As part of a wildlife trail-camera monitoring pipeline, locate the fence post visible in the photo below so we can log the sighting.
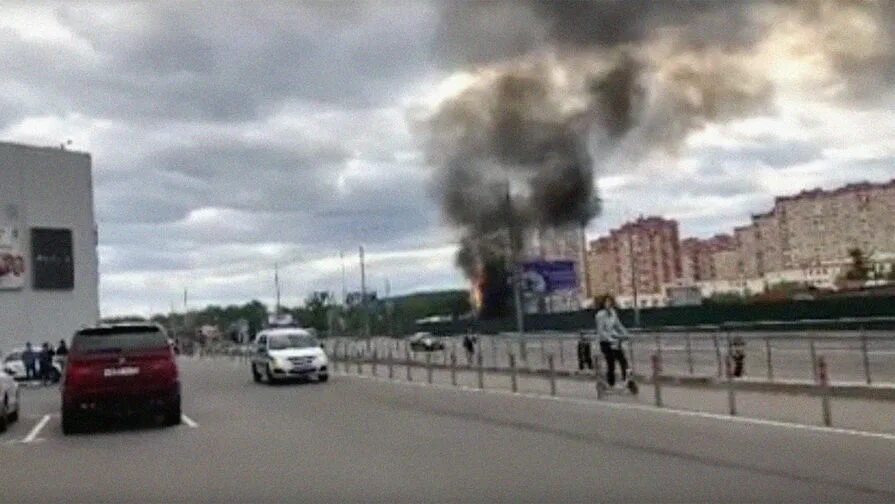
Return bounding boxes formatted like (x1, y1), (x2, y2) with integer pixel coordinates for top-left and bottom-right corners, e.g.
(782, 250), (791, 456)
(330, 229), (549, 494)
(809, 339), (818, 381)
(372, 347), (378, 377)
(548, 354), (556, 396)
(725, 356), (737, 416)
(509, 353), (518, 393)
(594, 355), (604, 400)
(426, 352), (433, 384)
(860, 327), (872, 385)
(519, 339), (527, 370)
(818, 356), (832, 427)
(558, 338), (565, 368)
(387, 346), (394, 379)
(356, 348), (363, 374)
(491, 337), (498, 369)
(450, 351), (458, 387)
(628, 338), (636, 377)
(344, 342), (351, 373)
(654, 334), (663, 364)
(713, 332), (722, 378)
(406, 343), (413, 382)
(652, 354), (663, 408)
(685, 332), (694, 375)
(540, 337), (546, 366)
(765, 337), (774, 381)
(477, 352), (484, 389)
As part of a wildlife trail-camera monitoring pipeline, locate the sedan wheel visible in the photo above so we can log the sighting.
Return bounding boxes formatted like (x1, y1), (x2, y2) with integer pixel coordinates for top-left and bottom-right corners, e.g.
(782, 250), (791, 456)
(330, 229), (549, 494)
(0, 398), (7, 433)
(251, 364), (262, 383)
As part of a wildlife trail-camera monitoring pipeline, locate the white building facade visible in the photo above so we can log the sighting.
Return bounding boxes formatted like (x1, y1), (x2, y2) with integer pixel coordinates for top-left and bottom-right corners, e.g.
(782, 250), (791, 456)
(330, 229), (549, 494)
(0, 142), (99, 353)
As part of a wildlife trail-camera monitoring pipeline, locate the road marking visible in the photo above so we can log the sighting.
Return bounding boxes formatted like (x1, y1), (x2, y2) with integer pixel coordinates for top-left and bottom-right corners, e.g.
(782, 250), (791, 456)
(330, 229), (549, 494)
(337, 372), (895, 442)
(22, 414), (51, 443)
(181, 414), (199, 428)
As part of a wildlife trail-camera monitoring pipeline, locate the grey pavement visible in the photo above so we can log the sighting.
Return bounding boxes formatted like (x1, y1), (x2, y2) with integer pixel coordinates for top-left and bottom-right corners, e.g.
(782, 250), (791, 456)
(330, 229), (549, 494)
(1, 356), (894, 502)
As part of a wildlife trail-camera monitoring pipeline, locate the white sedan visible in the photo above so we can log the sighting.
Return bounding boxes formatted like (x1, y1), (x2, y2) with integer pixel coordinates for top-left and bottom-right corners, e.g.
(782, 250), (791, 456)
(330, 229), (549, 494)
(250, 328), (329, 383)
(0, 367), (20, 433)
(2, 349), (62, 383)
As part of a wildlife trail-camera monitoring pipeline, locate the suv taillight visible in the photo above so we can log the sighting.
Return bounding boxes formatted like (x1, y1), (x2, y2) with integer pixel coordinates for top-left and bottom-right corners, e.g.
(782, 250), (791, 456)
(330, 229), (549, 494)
(63, 360), (92, 388)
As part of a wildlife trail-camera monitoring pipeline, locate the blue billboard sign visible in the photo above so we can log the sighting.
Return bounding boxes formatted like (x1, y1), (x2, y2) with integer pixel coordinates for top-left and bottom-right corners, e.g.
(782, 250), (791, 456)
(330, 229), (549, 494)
(521, 260), (578, 293)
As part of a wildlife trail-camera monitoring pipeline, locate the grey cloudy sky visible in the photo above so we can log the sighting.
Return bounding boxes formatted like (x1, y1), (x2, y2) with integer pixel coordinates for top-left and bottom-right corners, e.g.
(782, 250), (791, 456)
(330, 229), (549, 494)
(1, 1), (893, 315)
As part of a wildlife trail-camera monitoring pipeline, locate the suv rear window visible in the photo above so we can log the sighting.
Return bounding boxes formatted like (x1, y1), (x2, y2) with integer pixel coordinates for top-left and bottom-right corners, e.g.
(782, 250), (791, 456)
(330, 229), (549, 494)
(72, 326), (169, 353)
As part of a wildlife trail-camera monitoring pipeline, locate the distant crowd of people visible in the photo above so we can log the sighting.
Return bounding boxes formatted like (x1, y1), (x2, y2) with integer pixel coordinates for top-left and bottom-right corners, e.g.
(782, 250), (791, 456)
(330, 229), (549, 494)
(21, 339), (68, 385)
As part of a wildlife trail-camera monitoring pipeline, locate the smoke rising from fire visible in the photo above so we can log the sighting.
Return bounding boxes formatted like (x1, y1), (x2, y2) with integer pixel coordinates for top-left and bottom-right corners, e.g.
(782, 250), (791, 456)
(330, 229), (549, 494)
(422, 0), (895, 289)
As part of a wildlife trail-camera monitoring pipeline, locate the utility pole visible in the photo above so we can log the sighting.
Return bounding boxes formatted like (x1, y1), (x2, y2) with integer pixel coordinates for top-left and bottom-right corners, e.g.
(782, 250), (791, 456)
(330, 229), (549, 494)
(339, 250), (347, 306)
(505, 182), (525, 338)
(274, 262), (281, 320)
(627, 230), (641, 327)
(384, 278), (392, 338)
(359, 246), (370, 338)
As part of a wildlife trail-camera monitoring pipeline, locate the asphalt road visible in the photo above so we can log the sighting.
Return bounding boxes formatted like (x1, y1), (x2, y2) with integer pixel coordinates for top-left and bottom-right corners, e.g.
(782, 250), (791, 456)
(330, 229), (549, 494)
(1, 357), (894, 503)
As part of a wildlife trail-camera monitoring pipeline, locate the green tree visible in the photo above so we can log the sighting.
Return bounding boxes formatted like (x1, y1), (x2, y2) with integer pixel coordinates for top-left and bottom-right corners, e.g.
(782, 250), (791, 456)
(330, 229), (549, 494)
(845, 248), (870, 281)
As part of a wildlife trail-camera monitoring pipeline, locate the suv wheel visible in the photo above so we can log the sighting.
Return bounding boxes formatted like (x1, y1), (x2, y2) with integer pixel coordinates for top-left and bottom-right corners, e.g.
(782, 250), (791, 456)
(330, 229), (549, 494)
(318, 373), (329, 383)
(265, 364), (276, 384)
(0, 397), (7, 433)
(251, 364), (262, 383)
(164, 400), (182, 426)
(61, 409), (81, 435)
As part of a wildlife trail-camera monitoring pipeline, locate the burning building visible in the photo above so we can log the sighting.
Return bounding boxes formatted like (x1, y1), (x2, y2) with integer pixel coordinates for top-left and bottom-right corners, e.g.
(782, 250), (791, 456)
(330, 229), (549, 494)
(420, 1), (895, 318)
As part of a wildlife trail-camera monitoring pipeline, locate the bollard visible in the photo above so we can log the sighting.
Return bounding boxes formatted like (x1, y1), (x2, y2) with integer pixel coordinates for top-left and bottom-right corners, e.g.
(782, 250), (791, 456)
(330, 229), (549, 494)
(765, 337), (774, 381)
(685, 332), (694, 375)
(450, 351), (458, 387)
(426, 352), (433, 384)
(628, 339), (636, 377)
(594, 355), (604, 400)
(809, 339), (818, 381)
(406, 344), (413, 382)
(519, 339), (528, 369)
(860, 328), (872, 385)
(654, 334), (663, 364)
(559, 338), (565, 367)
(725, 356), (737, 416)
(818, 356), (832, 427)
(372, 348), (378, 377)
(356, 349), (363, 374)
(713, 332), (722, 378)
(540, 338), (546, 366)
(652, 354), (663, 408)
(548, 354), (556, 396)
(477, 352), (484, 389)
(491, 337), (498, 369)
(387, 346), (394, 379)
(509, 353), (518, 393)
(343, 342), (351, 373)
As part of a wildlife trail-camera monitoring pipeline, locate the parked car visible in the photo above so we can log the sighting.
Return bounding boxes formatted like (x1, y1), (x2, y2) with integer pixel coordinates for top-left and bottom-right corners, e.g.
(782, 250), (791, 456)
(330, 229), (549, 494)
(61, 324), (181, 434)
(251, 328), (328, 384)
(407, 332), (445, 352)
(0, 367), (20, 433)
(2, 349), (62, 383)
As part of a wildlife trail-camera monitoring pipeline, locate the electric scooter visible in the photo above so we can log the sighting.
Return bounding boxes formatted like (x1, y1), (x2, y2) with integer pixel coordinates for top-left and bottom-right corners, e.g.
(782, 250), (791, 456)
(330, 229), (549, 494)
(595, 341), (639, 396)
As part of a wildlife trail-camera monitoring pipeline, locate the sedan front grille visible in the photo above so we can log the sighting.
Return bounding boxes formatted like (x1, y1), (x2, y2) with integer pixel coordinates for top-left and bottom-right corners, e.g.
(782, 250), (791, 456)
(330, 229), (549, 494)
(288, 356), (315, 365)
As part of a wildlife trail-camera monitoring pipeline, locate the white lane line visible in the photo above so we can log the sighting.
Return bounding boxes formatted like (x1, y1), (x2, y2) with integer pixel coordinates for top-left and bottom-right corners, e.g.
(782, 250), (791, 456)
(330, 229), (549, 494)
(336, 372), (895, 442)
(181, 414), (199, 428)
(21, 414), (51, 443)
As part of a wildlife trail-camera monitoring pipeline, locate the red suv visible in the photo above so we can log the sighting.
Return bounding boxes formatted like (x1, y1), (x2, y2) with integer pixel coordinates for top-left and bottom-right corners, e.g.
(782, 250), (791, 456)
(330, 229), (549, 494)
(61, 324), (180, 434)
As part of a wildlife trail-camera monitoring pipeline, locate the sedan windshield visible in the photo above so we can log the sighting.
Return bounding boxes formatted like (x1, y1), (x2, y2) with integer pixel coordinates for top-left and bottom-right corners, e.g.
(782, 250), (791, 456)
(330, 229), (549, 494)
(268, 334), (317, 350)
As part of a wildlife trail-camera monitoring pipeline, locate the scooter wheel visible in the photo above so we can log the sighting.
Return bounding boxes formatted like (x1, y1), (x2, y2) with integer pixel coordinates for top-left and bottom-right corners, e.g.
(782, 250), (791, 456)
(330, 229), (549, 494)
(627, 380), (639, 395)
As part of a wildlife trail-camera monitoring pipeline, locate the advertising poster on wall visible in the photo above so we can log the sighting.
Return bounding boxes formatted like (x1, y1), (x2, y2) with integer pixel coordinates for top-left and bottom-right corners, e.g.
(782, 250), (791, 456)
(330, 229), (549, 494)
(32, 227), (74, 290)
(0, 204), (26, 290)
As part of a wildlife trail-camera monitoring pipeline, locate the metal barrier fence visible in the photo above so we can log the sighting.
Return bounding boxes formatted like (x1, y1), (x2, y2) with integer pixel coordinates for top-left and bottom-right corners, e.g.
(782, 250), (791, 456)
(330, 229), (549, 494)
(322, 328), (895, 386)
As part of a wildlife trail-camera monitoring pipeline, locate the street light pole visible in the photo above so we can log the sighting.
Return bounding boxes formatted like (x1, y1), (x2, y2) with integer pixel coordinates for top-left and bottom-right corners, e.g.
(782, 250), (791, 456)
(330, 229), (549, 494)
(359, 245), (370, 338)
(505, 183), (525, 338)
(627, 230), (640, 327)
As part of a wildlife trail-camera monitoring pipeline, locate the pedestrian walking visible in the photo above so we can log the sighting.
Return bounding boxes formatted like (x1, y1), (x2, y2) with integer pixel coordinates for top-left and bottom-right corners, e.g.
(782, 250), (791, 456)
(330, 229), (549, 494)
(463, 333), (476, 365)
(40, 342), (55, 385)
(730, 336), (746, 378)
(595, 295), (629, 387)
(22, 342), (37, 381)
(576, 332), (593, 371)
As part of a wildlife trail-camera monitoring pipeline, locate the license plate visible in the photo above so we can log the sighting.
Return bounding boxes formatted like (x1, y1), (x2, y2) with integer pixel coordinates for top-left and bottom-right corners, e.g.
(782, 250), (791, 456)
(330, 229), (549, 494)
(104, 366), (140, 377)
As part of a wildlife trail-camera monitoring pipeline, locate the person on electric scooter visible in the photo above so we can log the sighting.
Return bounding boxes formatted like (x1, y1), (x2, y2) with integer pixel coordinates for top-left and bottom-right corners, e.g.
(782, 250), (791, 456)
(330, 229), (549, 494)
(596, 295), (629, 388)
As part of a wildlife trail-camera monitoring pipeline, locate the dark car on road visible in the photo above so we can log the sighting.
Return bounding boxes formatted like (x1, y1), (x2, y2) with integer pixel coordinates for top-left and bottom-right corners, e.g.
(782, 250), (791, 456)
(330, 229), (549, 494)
(61, 324), (181, 434)
(407, 332), (445, 352)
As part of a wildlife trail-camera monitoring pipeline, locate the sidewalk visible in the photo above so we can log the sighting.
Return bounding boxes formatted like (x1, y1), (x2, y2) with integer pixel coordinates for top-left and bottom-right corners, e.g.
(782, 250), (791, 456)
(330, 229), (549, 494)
(332, 360), (895, 436)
